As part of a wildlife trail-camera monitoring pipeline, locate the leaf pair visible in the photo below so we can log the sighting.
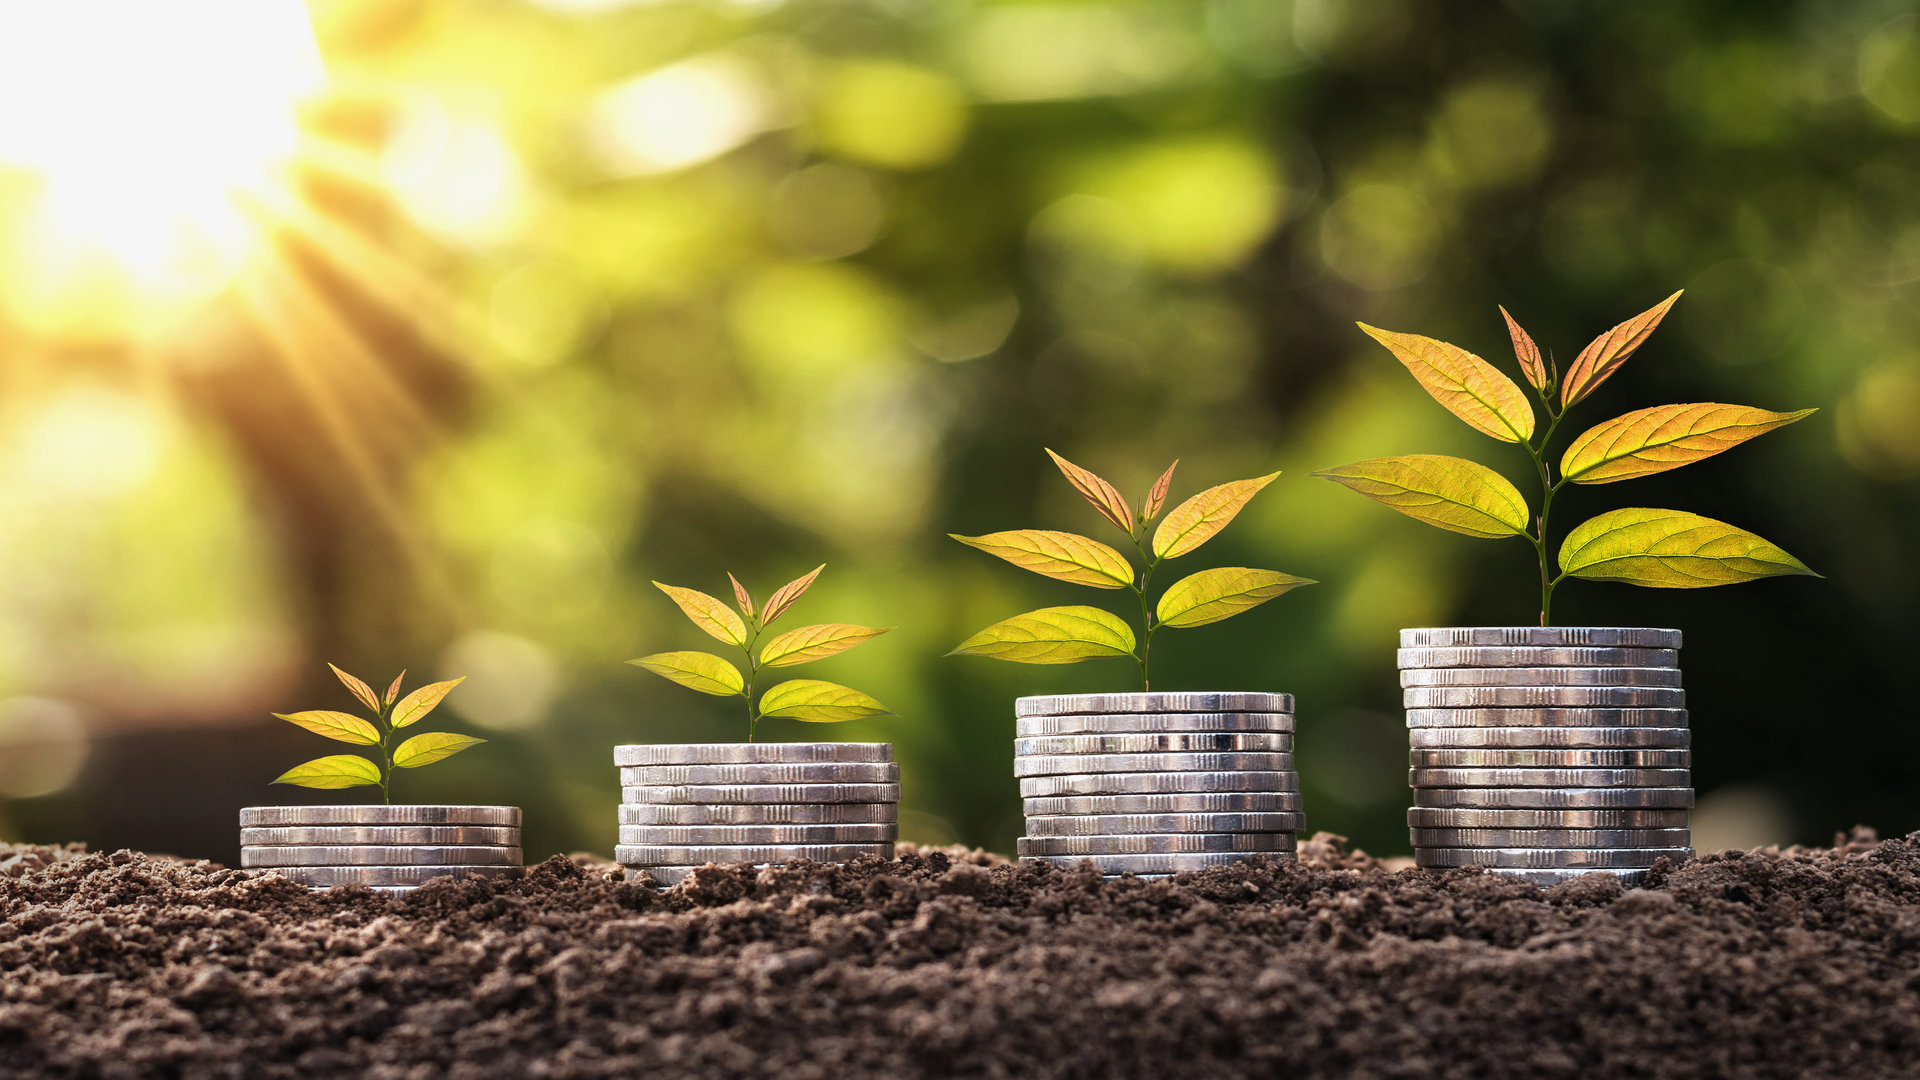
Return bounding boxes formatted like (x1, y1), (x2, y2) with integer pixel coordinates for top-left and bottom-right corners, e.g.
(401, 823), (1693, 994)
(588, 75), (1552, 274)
(272, 667), (482, 795)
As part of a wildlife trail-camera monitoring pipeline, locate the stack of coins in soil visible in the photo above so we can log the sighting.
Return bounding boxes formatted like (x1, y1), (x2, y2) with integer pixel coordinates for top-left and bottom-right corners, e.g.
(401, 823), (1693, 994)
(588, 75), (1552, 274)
(1015, 692), (1303, 877)
(1401, 627), (1693, 885)
(614, 743), (899, 887)
(239, 806), (525, 892)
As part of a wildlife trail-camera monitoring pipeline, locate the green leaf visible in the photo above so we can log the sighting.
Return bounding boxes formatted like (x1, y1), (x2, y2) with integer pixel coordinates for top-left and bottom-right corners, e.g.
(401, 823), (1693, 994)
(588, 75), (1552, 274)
(1557, 508), (1820, 588)
(390, 677), (466, 729)
(1045, 448), (1135, 535)
(1155, 567), (1316, 629)
(327, 663), (381, 714)
(653, 582), (749, 646)
(949, 605), (1137, 665)
(760, 564), (824, 625)
(1358, 323), (1535, 443)
(628, 651), (746, 696)
(1560, 290), (1683, 408)
(273, 710), (380, 746)
(1150, 472), (1280, 558)
(1561, 403), (1817, 485)
(757, 679), (893, 723)
(951, 530), (1135, 589)
(392, 731), (487, 769)
(1498, 305), (1548, 393)
(759, 623), (892, 668)
(272, 754), (382, 789)
(1314, 455), (1532, 539)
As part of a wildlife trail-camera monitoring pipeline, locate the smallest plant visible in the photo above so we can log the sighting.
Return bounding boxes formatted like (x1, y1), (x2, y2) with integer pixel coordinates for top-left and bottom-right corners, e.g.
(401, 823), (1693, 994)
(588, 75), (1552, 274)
(272, 665), (481, 805)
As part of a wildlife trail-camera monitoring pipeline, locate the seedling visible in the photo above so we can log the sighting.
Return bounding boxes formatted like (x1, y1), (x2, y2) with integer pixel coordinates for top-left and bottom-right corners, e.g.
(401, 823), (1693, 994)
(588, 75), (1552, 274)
(949, 450), (1314, 690)
(1316, 292), (1818, 625)
(271, 666), (480, 804)
(629, 566), (893, 741)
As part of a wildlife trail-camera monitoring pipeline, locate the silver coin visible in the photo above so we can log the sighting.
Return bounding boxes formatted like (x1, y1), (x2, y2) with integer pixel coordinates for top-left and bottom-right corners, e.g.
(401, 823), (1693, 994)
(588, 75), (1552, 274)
(1408, 807), (1690, 829)
(1409, 727), (1691, 749)
(613, 742), (891, 766)
(1016, 692), (1295, 718)
(1410, 827), (1692, 848)
(1015, 732), (1293, 756)
(617, 824), (896, 845)
(265, 864), (524, 887)
(620, 783), (901, 805)
(1017, 833), (1297, 856)
(1014, 752), (1294, 778)
(1413, 787), (1694, 809)
(1409, 767), (1691, 788)
(1482, 867), (1657, 886)
(1017, 851), (1296, 873)
(1405, 687), (1685, 708)
(241, 845), (523, 868)
(1023, 812), (1306, 836)
(1400, 627), (1682, 649)
(1410, 748), (1690, 769)
(1399, 666), (1684, 688)
(239, 805), (521, 827)
(1415, 847), (1694, 869)
(1020, 771), (1299, 798)
(614, 843), (893, 865)
(1406, 707), (1688, 729)
(1398, 646), (1676, 669)
(1015, 712), (1295, 736)
(618, 762), (899, 786)
(240, 826), (520, 847)
(1024, 792), (1303, 816)
(618, 802), (897, 826)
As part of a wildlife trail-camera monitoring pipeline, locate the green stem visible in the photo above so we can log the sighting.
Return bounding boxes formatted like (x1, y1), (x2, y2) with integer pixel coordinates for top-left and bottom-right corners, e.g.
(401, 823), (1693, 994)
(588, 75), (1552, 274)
(1524, 402), (1570, 627)
(376, 702), (392, 806)
(743, 622), (762, 742)
(1129, 533), (1162, 692)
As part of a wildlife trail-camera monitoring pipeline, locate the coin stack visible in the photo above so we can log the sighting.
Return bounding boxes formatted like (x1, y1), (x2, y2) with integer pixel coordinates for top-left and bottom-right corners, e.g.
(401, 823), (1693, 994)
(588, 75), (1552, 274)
(1015, 692), (1304, 877)
(239, 805), (524, 892)
(1401, 627), (1693, 885)
(613, 743), (899, 887)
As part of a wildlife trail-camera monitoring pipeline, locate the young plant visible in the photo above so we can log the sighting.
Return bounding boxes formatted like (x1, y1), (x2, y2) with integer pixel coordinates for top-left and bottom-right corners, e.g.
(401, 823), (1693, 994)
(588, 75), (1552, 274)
(271, 666), (480, 804)
(629, 566), (893, 741)
(1315, 292), (1818, 625)
(949, 450), (1314, 690)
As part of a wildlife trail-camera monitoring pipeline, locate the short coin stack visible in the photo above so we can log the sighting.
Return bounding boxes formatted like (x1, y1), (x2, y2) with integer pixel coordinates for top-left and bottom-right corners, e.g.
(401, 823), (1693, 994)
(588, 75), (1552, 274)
(1016, 692), (1304, 876)
(239, 805), (524, 892)
(1401, 627), (1693, 885)
(614, 743), (899, 887)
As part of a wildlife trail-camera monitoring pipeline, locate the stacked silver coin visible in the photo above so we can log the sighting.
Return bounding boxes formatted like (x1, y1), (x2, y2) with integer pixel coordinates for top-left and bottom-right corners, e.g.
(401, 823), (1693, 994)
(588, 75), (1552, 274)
(239, 805), (524, 892)
(613, 743), (898, 886)
(1015, 692), (1304, 877)
(1401, 627), (1694, 885)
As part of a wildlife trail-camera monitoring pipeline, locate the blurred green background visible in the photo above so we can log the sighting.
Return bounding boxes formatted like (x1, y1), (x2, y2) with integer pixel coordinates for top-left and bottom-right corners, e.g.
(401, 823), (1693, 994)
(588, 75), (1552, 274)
(0, 0), (1914, 865)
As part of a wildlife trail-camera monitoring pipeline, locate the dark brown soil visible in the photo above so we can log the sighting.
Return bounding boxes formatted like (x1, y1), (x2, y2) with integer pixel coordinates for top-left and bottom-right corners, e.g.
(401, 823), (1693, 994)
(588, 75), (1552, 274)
(4, 830), (1920, 1079)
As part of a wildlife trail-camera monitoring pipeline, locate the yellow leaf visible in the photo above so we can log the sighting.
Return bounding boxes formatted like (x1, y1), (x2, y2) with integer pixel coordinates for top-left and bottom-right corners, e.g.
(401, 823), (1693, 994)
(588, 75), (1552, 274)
(273, 710), (380, 746)
(951, 530), (1135, 589)
(1143, 460), (1179, 521)
(1314, 456), (1531, 539)
(1156, 567), (1316, 629)
(1151, 472), (1280, 559)
(949, 605), (1136, 664)
(760, 623), (892, 667)
(383, 670), (405, 708)
(1045, 448), (1135, 535)
(1358, 323), (1535, 443)
(727, 572), (757, 619)
(390, 677), (466, 729)
(1498, 305), (1548, 393)
(757, 679), (892, 723)
(1557, 508), (1819, 587)
(272, 754), (381, 789)
(653, 582), (748, 646)
(628, 651), (746, 696)
(1560, 290), (1683, 408)
(327, 664), (381, 714)
(392, 731), (487, 769)
(1561, 403), (1817, 485)
(761, 564), (824, 625)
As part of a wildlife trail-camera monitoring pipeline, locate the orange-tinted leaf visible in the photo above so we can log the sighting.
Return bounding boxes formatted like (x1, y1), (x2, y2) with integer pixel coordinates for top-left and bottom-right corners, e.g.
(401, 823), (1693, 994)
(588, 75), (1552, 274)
(274, 710), (380, 746)
(1499, 305), (1548, 393)
(1559, 290), (1682, 408)
(272, 754), (381, 789)
(1558, 508), (1819, 587)
(392, 731), (486, 769)
(1314, 456), (1531, 539)
(628, 651), (746, 696)
(727, 572), (757, 619)
(759, 623), (891, 667)
(1143, 460), (1178, 521)
(390, 677), (466, 729)
(1150, 472), (1280, 558)
(949, 606), (1137, 664)
(1359, 323), (1535, 443)
(1155, 567), (1315, 629)
(1045, 448), (1134, 535)
(756, 679), (892, 723)
(1561, 403), (1816, 485)
(328, 663), (380, 714)
(760, 565), (824, 625)
(383, 671), (405, 708)
(951, 530), (1134, 588)
(654, 582), (749, 646)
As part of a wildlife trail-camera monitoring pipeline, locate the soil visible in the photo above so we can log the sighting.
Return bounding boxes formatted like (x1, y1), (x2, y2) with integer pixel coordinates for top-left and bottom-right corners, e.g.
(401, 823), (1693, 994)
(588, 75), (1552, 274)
(4, 830), (1920, 1079)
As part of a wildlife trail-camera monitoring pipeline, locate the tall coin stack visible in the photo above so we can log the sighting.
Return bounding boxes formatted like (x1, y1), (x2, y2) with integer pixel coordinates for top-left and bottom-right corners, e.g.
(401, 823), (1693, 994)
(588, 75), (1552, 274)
(239, 805), (525, 891)
(1015, 692), (1304, 876)
(614, 743), (899, 887)
(1400, 627), (1693, 885)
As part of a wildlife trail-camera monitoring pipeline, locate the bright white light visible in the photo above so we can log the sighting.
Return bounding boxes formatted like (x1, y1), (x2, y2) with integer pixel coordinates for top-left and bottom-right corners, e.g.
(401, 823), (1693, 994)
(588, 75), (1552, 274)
(383, 102), (530, 249)
(586, 54), (773, 175)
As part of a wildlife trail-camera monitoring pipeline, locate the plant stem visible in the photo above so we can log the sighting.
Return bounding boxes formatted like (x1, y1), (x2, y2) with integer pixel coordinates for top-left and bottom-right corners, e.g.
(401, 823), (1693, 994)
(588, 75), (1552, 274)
(1128, 534), (1162, 692)
(743, 624), (761, 742)
(1523, 396), (1570, 626)
(376, 703), (392, 805)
